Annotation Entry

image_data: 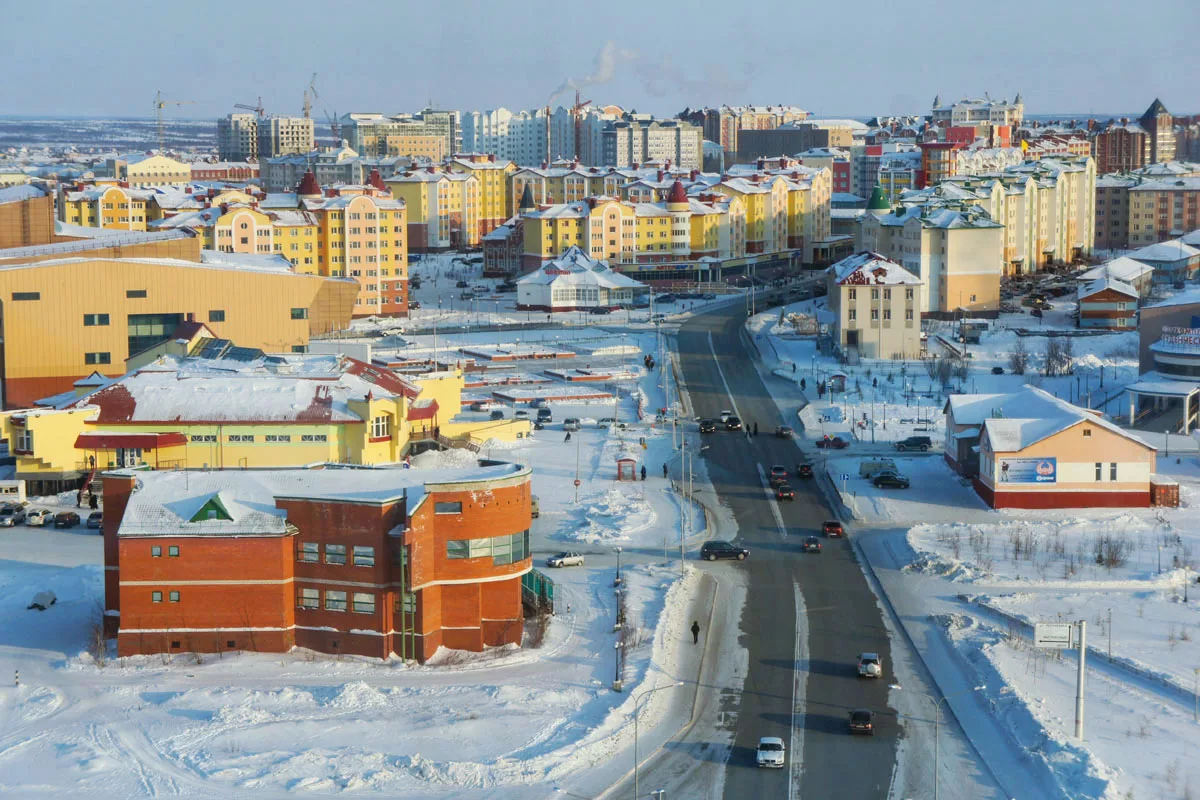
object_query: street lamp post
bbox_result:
[615,545,623,588]
[633,682,684,800]
[891,684,985,800]
[613,641,622,692]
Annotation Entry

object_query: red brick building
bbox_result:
[103,462,533,662]
[188,162,261,182]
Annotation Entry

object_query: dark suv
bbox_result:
[724,416,743,432]
[895,436,932,452]
[700,540,749,561]
[699,419,717,434]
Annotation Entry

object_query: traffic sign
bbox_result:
[1034,622,1073,649]
[840,473,850,481]
[574,479,581,487]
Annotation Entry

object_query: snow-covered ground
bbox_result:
[0,323,730,798]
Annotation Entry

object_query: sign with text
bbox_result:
[998,457,1057,484]
[1034,622,1074,649]
[1160,326,1200,351]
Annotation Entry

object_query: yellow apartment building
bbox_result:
[60,185,153,231]
[446,155,517,238]
[108,154,192,187]
[386,168,479,251]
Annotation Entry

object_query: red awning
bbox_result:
[75,432,188,450]
[407,399,440,421]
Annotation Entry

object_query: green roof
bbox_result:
[866,186,890,211]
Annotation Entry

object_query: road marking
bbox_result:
[791,581,807,800]
[707,330,742,422]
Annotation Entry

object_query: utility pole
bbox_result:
[1107,608,1112,662]
[1075,620,1086,740]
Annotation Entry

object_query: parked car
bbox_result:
[816,436,848,449]
[0,504,27,527]
[54,511,81,528]
[859,458,898,479]
[27,590,56,611]
[724,416,743,432]
[597,417,617,429]
[408,300,421,310]
[796,463,814,479]
[533,421,545,430]
[857,652,883,678]
[655,293,676,304]
[588,307,612,315]
[803,536,822,553]
[755,736,786,768]
[489,410,505,421]
[699,419,717,434]
[514,410,530,419]
[823,520,844,537]
[873,472,911,489]
[775,425,794,439]
[472,285,488,294]
[469,401,487,411]
[546,552,584,568]
[700,540,749,561]
[456,280,469,288]
[459,291,475,300]
[86,511,103,529]
[769,465,789,486]
[25,508,54,527]
[894,436,932,452]
[775,484,795,501]
[563,418,580,431]
[537,408,553,422]
[991,366,1004,375]
[848,709,875,735]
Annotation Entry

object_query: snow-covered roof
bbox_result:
[948,385,1154,453]
[58,355,420,424]
[114,462,528,538]
[828,251,922,286]
[517,246,645,290]
[0,230,195,262]
[1127,241,1200,263]
[1077,257,1154,284]
[1078,276,1138,300]
[1146,285,1200,310]
[0,184,46,205]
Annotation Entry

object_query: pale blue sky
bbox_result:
[3,0,1196,119]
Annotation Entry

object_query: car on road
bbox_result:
[546,552,585,568]
[408,300,421,310]
[775,484,795,501]
[796,463,814,479]
[25,508,54,527]
[699,419,717,434]
[459,291,475,300]
[823,520,844,537]
[597,417,617,429]
[588,306,612,315]
[724,416,743,431]
[700,540,748,561]
[848,709,875,735]
[859,458,898,479]
[857,652,883,678]
[768,465,789,486]
[755,736,786,768]
[514,410,530,419]
[54,511,80,528]
[803,536,822,553]
[775,425,794,439]
[718,410,733,423]
[655,293,676,304]
[873,471,910,489]
[455,280,469,288]
[0,504,27,527]
[489,410,505,421]
[894,435,931,452]
[816,436,848,449]
[563,418,581,431]
[87,511,103,529]
[537,408,553,423]
[991,366,1004,375]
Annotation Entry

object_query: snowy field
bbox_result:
[0,325,723,798]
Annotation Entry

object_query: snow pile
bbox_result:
[561,487,655,544]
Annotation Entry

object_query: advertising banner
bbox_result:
[998,457,1057,484]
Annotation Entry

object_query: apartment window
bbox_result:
[848,309,857,321]
[168,546,179,557]
[883,309,892,321]
[1110,462,1118,481]
[969,294,977,303]
[371,415,390,439]
[126,289,147,299]
[169,591,180,603]
[297,542,319,562]
[883,289,891,300]
[324,590,347,612]
[152,591,163,603]
[83,313,110,326]
[151,545,162,557]
[352,592,376,614]
[265,434,291,443]
[435,501,462,515]
[209,310,226,322]
[870,309,879,321]
[871,289,880,300]
[1095,462,1103,481]
[85,352,112,365]
[325,544,347,565]
[905,309,914,321]
[290,308,308,320]
[297,588,319,609]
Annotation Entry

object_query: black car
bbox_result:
[456,280,469,288]
[655,293,676,304]
[775,426,794,439]
[724,416,743,431]
[700,540,749,561]
[698,419,717,434]
[497,283,517,293]
[775,484,795,501]
[895,436,931,452]
[459,291,475,300]
[86,511,103,529]
[588,306,612,315]
[797,463,814,479]
[54,511,81,528]
[848,709,874,735]
[803,536,822,553]
[408,300,421,310]
[874,472,911,489]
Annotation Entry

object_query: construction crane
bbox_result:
[304,72,318,119]
[325,109,341,147]
[234,97,266,118]
[153,90,195,152]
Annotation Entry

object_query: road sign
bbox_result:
[1034,622,1074,649]
[841,473,850,481]
[574,479,581,487]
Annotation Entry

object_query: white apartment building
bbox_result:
[601,119,702,170]
[257,116,316,159]
[931,94,1024,128]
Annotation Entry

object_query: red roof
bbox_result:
[343,358,420,399]
[75,431,188,450]
[297,170,321,196]
[667,180,688,204]
[407,399,439,421]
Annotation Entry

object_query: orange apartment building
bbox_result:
[103,461,534,662]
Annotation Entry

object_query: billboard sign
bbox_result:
[998,457,1057,484]
[1160,326,1200,352]
[1034,622,1073,649]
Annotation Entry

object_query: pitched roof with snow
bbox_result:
[1128,241,1200,263]
[517,246,645,290]
[828,251,922,286]
[1077,257,1154,284]
[1078,276,1138,300]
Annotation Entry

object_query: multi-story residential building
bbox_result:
[931,94,1024,129]
[217,113,259,161]
[101,460,534,662]
[256,116,316,159]
[0,185,56,248]
[1095,173,1139,250]
[261,145,414,192]
[1139,98,1176,164]
[1093,121,1150,175]
[187,161,260,182]
[601,118,702,170]
[386,166,480,251]
[342,109,461,161]
[59,184,154,231]
[445,154,517,238]
[104,154,191,188]
[1128,177,1200,247]
[736,120,866,163]
[1077,277,1139,329]
[825,251,923,359]
[681,105,810,156]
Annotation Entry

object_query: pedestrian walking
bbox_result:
[76,490,83,508]
[691,620,700,645]
[564,432,572,442]
[800,378,806,391]
[640,464,647,481]
[89,493,98,510]
[753,422,758,436]
[662,463,669,479]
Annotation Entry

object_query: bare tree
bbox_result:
[1060,335,1075,375]
[935,358,954,388]
[953,354,970,382]
[1009,336,1029,375]
[1043,336,1069,377]
[923,356,939,381]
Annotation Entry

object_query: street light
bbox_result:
[615,545,623,588]
[633,682,685,800]
[890,683,986,800]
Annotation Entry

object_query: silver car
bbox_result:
[546,552,585,568]
[0,504,27,527]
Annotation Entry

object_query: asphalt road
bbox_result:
[676,297,898,799]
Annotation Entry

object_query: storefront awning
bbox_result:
[75,432,188,450]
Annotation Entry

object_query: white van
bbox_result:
[858,458,898,479]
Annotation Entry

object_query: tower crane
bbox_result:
[234,97,266,117]
[153,90,195,152]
